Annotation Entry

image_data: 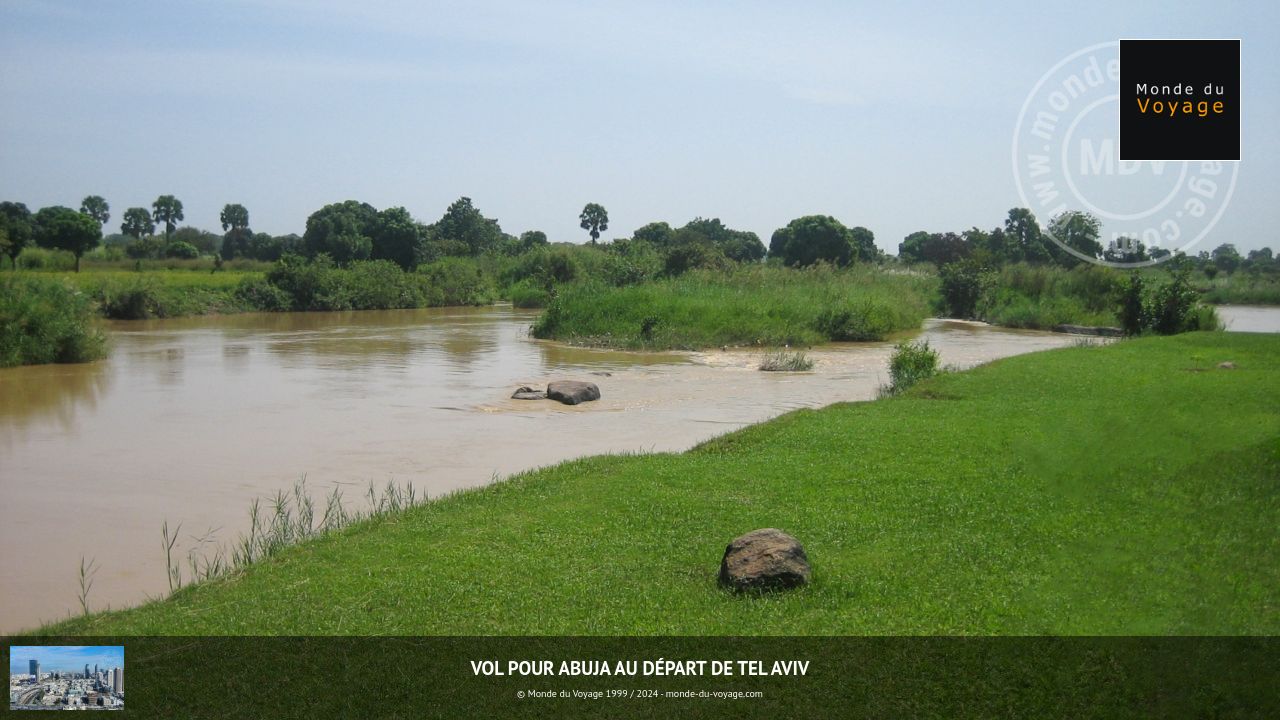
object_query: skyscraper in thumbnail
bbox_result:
[85,664,91,679]
[29,659,40,679]
[113,667,123,693]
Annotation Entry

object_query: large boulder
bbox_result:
[511,386,546,400]
[546,380,601,405]
[718,528,810,592]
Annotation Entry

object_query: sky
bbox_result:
[9,645,124,673]
[1,0,1276,253]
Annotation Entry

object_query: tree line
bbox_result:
[3,193,1273,278]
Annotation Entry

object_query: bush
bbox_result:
[125,237,165,260]
[16,246,76,271]
[1148,264,1211,335]
[235,277,293,312]
[165,240,200,259]
[939,260,991,319]
[886,340,940,395]
[1119,272,1145,336]
[814,301,898,341]
[509,278,551,308]
[265,254,351,311]
[0,275,107,366]
[94,275,163,319]
[419,257,495,306]
[345,260,427,310]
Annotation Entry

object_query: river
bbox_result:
[1,305,1270,632]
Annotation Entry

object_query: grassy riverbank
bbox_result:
[36,331,1278,635]
[533,265,937,349]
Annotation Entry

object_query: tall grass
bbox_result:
[162,478,426,594]
[533,263,936,349]
[1199,274,1280,305]
[978,263,1122,329]
[759,349,814,371]
[0,275,107,366]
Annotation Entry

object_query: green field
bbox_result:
[36,331,1279,636]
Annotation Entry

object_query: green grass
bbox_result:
[37,332,1279,635]
[0,275,107,366]
[533,264,937,349]
[62,270,261,318]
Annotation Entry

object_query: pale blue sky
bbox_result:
[1,1,1276,251]
[9,645,123,673]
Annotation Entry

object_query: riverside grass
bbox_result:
[37,332,1279,636]
[533,264,937,350]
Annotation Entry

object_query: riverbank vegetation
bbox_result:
[0,275,106,367]
[2,193,1267,360]
[35,331,1279,635]
[532,265,936,349]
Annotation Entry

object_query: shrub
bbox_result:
[814,301,898,341]
[886,340,940,395]
[165,240,200,259]
[939,260,991,318]
[16,247,76,271]
[94,275,163,319]
[235,277,293,312]
[1147,264,1204,335]
[1119,272,1145,336]
[509,278,551,308]
[345,260,426,310]
[419,257,495,306]
[266,254,351,311]
[0,275,107,366]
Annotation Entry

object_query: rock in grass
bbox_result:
[718,528,810,592]
[511,386,547,400]
[546,380,600,405]
[1218,361,1237,370]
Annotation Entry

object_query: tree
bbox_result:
[370,206,424,270]
[1246,247,1273,264]
[152,195,184,240]
[1046,211,1102,266]
[121,207,155,239]
[34,205,101,272]
[518,230,548,253]
[432,197,504,256]
[1103,236,1148,263]
[770,215,859,267]
[681,217,765,262]
[898,230,970,267]
[1211,243,1242,275]
[220,204,252,260]
[303,200,377,264]
[0,201,33,269]
[632,221,674,249]
[579,203,609,245]
[849,226,878,262]
[80,196,110,227]
[1002,208,1050,264]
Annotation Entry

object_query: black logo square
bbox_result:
[1120,39,1240,161]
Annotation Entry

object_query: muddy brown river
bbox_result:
[0,306,1136,632]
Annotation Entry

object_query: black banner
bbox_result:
[8,636,1280,718]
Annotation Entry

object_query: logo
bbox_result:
[1012,41,1238,268]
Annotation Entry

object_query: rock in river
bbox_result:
[718,528,811,592]
[511,386,547,400]
[546,380,601,405]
